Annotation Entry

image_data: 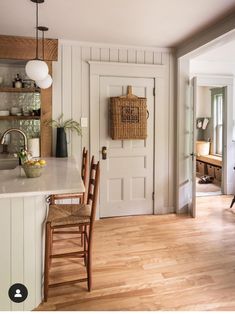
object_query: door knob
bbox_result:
[102,146,107,160]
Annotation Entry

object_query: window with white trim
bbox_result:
[213,93,223,156]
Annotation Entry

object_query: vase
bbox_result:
[56,127,68,157]
[28,138,40,157]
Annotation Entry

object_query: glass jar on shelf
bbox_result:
[13,74,23,88]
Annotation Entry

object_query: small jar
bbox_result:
[14,74,22,88]
[15,80,22,88]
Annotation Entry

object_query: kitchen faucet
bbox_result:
[0,128,28,151]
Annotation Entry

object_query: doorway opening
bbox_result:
[195,85,224,197]
[188,44,235,217]
[177,29,235,217]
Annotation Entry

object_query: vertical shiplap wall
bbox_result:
[0,196,47,310]
[52,41,175,212]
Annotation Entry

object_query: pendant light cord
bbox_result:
[42,30,45,60]
[36,1,39,59]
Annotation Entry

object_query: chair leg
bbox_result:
[230,196,235,208]
[87,226,93,292]
[84,225,88,266]
[44,222,51,302]
[87,255,92,292]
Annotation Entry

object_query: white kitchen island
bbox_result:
[0,158,85,311]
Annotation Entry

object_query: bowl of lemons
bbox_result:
[22,159,46,178]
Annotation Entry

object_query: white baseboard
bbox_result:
[154,206,175,215]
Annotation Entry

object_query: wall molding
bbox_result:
[59,39,174,53]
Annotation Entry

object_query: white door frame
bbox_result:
[193,75,234,196]
[177,58,235,214]
[89,61,168,218]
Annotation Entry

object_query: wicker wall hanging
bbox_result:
[109,86,148,140]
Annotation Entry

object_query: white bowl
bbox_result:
[0,110,10,116]
[10,107,21,115]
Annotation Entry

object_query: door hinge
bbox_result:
[152,192,155,201]
[153,88,155,96]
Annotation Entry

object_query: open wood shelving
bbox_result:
[0,87,40,93]
[0,115,40,121]
[0,35,55,156]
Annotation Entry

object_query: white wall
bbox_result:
[191,59,235,76]
[52,40,175,213]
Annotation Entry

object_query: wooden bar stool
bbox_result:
[49,147,89,205]
[44,157,100,302]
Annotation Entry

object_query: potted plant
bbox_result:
[45,114,82,157]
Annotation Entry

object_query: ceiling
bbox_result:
[0,0,235,47]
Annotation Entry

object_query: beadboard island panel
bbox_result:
[0,158,84,310]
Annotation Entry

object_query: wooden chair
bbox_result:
[44,157,100,302]
[49,147,89,205]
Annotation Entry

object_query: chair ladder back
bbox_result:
[87,156,95,205]
[90,161,100,223]
[87,157,100,223]
[81,148,89,203]
[81,147,89,185]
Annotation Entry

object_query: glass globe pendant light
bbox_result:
[35,26,53,89]
[25,0,49,81]
[36,74,52,89]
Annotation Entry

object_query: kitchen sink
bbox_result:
[0,154,19,170]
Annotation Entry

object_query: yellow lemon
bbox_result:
[39,159,46,166]
[34,162,41,166]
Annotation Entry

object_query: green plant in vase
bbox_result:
[45,114,82,157]
[18,149,29,165]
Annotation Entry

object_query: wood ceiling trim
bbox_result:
[0,35,58,61]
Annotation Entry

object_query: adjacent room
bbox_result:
[1,0,235,311]
[190,41,235,200]
[195,84,224,196]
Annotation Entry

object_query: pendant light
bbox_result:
[35,26,53,89]
[25,0,48,81]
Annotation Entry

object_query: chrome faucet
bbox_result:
[0,128,28,151]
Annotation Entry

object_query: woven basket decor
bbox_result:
[109,86,148,140]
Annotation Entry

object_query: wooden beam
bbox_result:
[40,61,52,157]
[0,35,58,61]
[176,10,235,58]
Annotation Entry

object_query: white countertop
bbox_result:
[0,157,85,198]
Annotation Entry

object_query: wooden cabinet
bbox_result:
[196,156,222,181]
[215,167,222,181]
[197,161,206,175]
[207,164,215,177]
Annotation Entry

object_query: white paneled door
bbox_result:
[99,76,154,217]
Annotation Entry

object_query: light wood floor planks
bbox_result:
[37,195,235,311]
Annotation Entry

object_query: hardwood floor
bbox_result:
[37,195,235,311]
